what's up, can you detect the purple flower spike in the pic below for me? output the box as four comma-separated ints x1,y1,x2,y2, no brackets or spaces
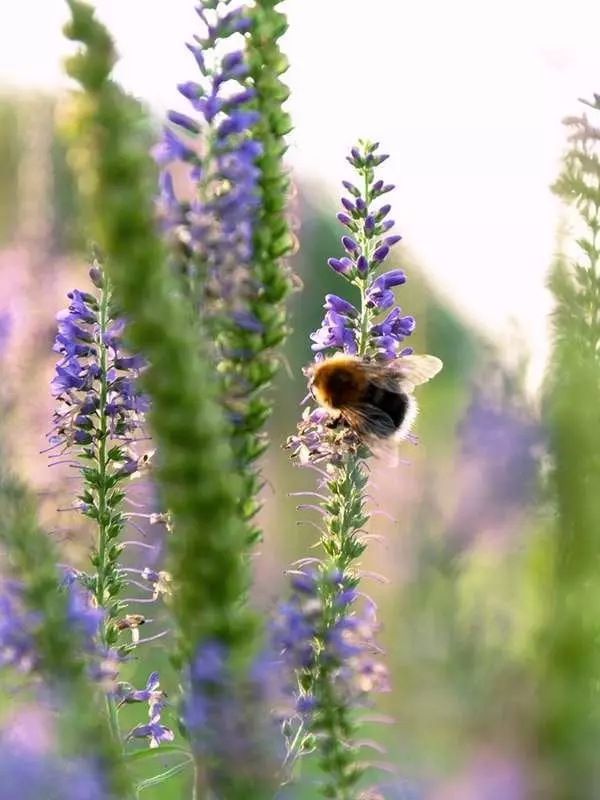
156,1,265,360
287,140,422,791
294,140,414,463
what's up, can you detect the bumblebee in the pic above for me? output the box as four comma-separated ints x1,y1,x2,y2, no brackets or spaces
307,352,443,441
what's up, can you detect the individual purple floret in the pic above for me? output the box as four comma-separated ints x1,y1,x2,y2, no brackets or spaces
116,671,164,707
365,269,407,311
127,698,174,750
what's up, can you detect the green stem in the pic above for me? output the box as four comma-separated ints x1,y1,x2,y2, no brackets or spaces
311,457,369,798
95,278,122,746
357,282,370,357
105,693,121,744
95,277,110,614
354,165,375,357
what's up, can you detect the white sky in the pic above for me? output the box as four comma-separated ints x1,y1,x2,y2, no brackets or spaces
2,0,600,389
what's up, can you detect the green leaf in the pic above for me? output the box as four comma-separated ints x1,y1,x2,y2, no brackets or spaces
135,758,194,795
124,744,191,764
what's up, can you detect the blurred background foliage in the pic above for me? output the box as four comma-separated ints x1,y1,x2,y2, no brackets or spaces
0,86,578,798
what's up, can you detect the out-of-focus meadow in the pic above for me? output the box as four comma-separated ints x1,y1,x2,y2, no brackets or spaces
0,89,553,797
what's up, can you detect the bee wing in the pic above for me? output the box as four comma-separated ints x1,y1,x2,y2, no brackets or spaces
341,403,397,439
363,354,443,394
391,354,443,393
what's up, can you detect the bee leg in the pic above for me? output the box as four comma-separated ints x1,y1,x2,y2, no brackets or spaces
325,415,343,430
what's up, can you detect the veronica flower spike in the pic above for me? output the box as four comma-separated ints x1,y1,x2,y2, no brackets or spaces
156,0,294,551
48,260,150,655
45,258,177,775
282,142,438,798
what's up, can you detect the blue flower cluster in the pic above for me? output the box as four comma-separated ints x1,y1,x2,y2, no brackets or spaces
48,265,148,469
0,740,108,800
0,573,118,689
0,581,39,673
310,144,415,362
154,3,262,325
181,641,282,791
273,568,389,729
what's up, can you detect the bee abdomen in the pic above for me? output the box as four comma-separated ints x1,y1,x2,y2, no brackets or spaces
364,385,410,429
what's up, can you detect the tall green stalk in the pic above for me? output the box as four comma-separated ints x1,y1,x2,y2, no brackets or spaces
534,94,600,799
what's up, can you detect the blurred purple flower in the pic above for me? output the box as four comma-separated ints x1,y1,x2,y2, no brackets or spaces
446,380,543,548
0,583,39,672
0,742,108,800
181,641,283,791
430,750,525,800
154,4,261,313
0,575,118,689
0,313,10,357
